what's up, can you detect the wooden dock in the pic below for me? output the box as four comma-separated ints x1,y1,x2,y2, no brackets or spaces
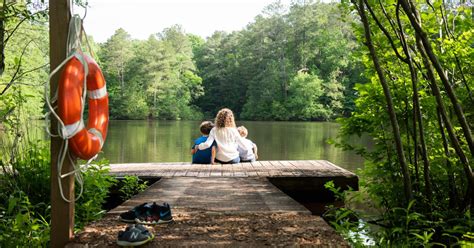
109,160,359,203
71,160,356,246
109,160,357,179
109,177,311,215
73,177,351,247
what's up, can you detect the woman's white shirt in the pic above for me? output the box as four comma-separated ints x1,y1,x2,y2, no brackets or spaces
197,127,246,162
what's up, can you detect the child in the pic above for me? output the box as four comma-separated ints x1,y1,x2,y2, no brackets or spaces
237,126,258,162
191,121,216,164
197,108,248,164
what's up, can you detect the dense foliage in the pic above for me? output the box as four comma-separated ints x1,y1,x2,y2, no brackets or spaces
96,2,364,121
193,1,364,120
0,136,122,247
0,3,146,246
0,4,51,245
330,0,474,246
98,26,204,120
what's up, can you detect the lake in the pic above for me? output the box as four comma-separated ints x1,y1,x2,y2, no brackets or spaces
100,120,370,172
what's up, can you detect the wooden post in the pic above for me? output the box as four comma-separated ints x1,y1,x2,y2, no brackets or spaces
50,0,74,247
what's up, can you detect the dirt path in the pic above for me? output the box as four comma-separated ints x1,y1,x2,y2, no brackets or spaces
70,210,349,247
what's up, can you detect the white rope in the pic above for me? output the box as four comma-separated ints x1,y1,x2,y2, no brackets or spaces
44,10,99,203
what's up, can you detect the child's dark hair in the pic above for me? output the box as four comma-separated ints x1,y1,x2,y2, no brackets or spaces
200,121,214,135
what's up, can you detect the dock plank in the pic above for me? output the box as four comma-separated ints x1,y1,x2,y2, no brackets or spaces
109,160,357,181
252,161,269,177
284,160,305,176
242,162,257,177
250,161,263,176
197,164,210,177
185,164,199,177
209,163,222,177
234,163,247,177
269,160,284,176
323,160,355,177
278,161,299,176
173,162,189,177
260,161,281,177
222,164,233,177
155,163,169,177
167,162,183,177
290,160,313,175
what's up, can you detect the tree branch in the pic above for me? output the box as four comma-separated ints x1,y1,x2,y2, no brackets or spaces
364,0,408,63
0,106,15,122
4,17,29,46
0,39,33,95
14,62,49,81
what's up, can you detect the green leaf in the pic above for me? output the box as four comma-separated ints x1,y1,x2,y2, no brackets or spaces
7,197,18,214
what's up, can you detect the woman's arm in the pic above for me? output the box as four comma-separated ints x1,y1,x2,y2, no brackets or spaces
233,128,249,149
197,129,215,150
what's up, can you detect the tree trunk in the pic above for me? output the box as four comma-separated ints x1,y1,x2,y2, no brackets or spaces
392,2,422,189
389,2,433,202
453,55,474,104
354,0,413,202
280,53,287,100
436,107,460,209
0,12,5,75
416,35,473,208
120,68,124,97
412,60,432,204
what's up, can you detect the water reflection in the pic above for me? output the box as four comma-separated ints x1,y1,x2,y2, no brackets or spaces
100,120,370,172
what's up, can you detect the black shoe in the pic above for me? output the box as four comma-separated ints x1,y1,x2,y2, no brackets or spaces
117,224,154,246
119,203,152,223
135,202,173,225
133,224,154,239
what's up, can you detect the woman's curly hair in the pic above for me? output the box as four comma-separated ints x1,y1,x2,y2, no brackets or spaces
215,108,236,128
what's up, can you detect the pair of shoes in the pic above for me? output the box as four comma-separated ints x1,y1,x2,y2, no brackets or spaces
119,202,153,223
117,224,154,246
120,202,174,225
135,202,173,225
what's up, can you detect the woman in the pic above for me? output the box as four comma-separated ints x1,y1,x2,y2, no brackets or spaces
197,108,247,164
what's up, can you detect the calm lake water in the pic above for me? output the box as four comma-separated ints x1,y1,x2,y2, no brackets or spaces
100,120,370,172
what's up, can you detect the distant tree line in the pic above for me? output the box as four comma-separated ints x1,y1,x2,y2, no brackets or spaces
98,1,365,121
98,26,204,120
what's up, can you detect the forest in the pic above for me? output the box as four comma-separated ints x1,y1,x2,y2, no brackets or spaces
0,0,473,246
99,2,363,121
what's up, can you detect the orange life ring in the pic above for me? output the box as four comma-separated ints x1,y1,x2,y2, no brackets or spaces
58,53,109,160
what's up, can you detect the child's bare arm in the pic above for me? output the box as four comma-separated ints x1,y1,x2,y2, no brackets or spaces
253,143,258,160
191,148,197,154
211,146,216,164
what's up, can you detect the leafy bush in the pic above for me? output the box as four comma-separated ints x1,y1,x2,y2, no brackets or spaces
0,140,51,247
323,181,474,247
119,176,148,201
0,192,50,247
8,140,51,213
0,139,119,245
75,159,117,229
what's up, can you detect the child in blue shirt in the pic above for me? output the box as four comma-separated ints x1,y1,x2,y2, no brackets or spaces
191,121,217,164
